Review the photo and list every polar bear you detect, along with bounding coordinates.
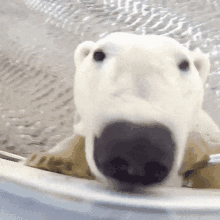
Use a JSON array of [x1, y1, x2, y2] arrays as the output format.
[[25, 32, 220, 192]]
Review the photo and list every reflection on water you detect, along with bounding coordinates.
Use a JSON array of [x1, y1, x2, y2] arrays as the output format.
[[0, 0, 220, 156]]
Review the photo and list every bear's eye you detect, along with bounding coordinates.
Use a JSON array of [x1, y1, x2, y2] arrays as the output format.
[[178, 60, 190, 71], [93, 50, 106, 62]]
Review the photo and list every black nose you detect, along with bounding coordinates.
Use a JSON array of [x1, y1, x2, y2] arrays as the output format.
[[94, 121, 175, 189]]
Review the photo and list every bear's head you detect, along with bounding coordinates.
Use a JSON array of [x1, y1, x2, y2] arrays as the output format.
[[73, 32, 210, 192]]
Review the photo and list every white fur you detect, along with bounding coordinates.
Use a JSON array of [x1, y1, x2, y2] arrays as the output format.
[[73, 32, 210, 187]]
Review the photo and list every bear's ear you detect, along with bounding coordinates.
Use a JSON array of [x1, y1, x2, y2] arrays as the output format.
[[191, 49, 210, 84], [74, 41, 95, 67]]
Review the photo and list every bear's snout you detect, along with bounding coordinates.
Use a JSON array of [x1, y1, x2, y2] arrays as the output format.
[[94, 121, 176, 191]]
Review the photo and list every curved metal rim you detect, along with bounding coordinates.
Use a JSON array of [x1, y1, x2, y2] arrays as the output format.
[[1, 158, 220, 213]]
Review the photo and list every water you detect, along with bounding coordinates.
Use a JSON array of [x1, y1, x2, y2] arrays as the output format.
[[0, 0, 220, 156]]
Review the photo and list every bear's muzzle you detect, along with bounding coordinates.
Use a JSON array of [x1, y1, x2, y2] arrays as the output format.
[[94, 121, 176, 192]]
